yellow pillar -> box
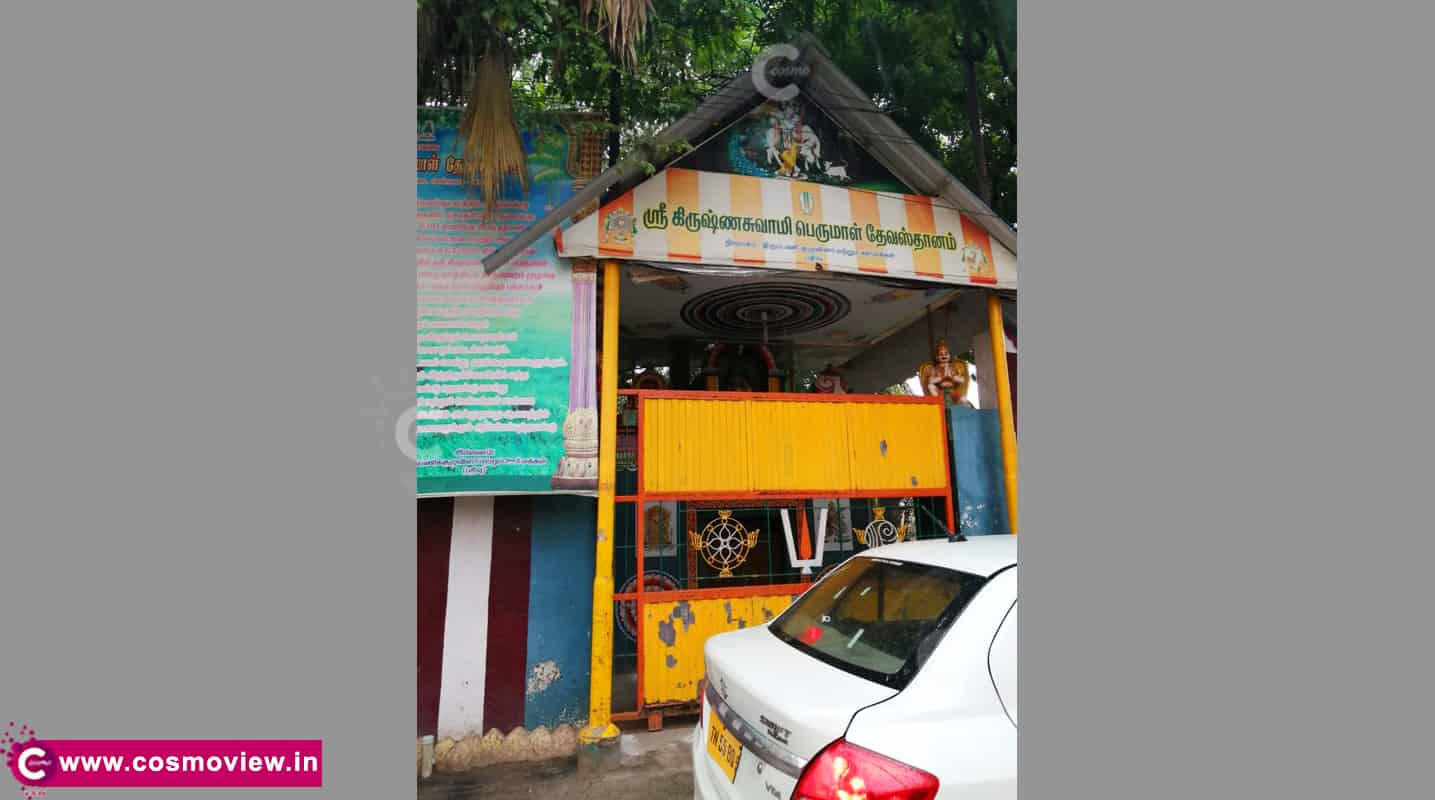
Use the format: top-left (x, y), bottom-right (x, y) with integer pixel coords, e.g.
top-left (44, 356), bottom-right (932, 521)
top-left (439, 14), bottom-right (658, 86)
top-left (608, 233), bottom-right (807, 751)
top-left (986, 292), bottom-right (1019, 535)
top-left (581, 260), bottom-right (622, 744)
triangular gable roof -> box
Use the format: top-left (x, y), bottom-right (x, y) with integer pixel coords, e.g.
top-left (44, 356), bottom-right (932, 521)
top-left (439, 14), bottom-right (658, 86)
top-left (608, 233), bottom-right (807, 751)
top-left (481, 34), bottom-right (1016, 277)
top-left (668, 90), bottom-right (918, 193)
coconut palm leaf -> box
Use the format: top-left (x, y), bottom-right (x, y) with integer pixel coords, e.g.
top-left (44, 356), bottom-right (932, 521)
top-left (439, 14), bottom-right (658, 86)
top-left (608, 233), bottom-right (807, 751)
top-left (580, 0), bottom-right (654, 67)
top-left (457, 43), bottom-right (530, 219)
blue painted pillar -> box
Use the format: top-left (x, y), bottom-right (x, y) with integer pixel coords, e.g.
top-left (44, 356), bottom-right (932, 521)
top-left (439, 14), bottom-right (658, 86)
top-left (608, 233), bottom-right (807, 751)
top-left (947, 407), bottom-right (1011, 536)
top-left (523, 495), bottom-right (598, 729)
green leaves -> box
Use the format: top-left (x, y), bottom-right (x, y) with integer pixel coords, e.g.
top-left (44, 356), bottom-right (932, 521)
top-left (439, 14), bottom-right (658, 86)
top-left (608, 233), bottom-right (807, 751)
top-left (417, 0), bottom-right (1016, 223)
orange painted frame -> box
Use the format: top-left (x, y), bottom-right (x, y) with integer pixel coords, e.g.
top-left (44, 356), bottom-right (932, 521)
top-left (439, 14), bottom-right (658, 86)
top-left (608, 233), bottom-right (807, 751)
top-left (630, 388), bottom-right (943, 404)
top-left (615, 388), bottom-right (958, 716)
top-left (614, 582), bottom-right (808, 603)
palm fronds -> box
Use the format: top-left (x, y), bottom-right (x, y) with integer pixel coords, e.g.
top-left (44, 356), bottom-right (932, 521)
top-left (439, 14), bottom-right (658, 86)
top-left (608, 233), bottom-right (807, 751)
top-left (580, 0), bottom-right (654, 67)
top-left (457, 43), bottom-right (530, 219)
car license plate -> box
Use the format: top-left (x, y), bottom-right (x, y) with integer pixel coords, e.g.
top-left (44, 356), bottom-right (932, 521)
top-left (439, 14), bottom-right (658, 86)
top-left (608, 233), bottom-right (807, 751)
top-left (706, 712), bottom-right (742, 783)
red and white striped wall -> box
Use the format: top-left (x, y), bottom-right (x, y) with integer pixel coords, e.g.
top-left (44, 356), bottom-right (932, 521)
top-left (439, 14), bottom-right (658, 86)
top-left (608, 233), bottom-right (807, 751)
top-left (418, 495), bottom-right (595, 739)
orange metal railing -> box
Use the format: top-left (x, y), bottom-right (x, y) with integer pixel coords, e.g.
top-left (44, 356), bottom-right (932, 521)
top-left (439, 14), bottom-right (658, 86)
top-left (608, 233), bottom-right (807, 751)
top-left (612, 389), bottom-right (957, 718)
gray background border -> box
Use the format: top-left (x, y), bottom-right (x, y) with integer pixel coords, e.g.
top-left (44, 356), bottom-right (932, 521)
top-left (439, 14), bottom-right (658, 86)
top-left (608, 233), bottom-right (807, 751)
top-left (2, 1), bottom-right (1432, 798)
top-left (1022, 1), bottom-right (1431, 797)
top-left (1, 2), bottom-right (414, 798)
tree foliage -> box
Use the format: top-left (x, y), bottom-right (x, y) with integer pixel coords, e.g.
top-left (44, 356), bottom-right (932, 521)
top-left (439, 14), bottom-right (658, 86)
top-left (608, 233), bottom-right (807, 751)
top-left (418, 0), bottom-right (1016, 223)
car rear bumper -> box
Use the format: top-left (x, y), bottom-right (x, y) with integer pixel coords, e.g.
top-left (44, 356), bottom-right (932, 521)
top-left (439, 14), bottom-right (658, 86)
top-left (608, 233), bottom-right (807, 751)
top-left (692, 691), bottom-right (803, 800)
top-left (691, 715), bottom-right (724, 800)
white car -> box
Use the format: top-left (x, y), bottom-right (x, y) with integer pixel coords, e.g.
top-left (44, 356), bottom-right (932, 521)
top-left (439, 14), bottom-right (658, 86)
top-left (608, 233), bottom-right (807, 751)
top-left (692, 536), bottom-right (1017, 800)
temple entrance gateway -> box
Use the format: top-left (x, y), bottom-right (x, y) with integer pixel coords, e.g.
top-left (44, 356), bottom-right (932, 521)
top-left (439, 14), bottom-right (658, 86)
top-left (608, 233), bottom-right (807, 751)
top-left (477, 39), bottom-right (1018, 741)
top-left (595, 255), bottom-right (998, 727)
top-left (569, 163), bottom-right (1019, 729)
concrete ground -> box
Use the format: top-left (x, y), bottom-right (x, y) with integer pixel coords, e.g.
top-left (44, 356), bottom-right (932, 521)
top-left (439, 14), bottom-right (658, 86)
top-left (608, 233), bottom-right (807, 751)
top-left (419, 723), bottom-right (697, 800)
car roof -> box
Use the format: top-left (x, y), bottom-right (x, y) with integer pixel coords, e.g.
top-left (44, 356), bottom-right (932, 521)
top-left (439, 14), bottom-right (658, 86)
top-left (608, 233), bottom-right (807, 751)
top-left (857, 535), bottom-right (1016, 577)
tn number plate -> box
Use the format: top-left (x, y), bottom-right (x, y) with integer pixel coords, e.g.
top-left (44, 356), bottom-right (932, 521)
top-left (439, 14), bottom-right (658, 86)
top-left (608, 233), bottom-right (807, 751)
top-left (706, 712), bottom-right (742, 783)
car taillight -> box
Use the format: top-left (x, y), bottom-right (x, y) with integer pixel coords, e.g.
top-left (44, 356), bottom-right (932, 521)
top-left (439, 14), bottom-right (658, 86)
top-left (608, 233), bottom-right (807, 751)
top-left (697, 679), bottom-right (706, 716)
top-left (792, 738), bottom-right (939, 800)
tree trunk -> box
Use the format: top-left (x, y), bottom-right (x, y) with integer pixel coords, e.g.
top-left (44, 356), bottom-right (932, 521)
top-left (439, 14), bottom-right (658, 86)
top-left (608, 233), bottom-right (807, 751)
top-left (607, 65), bottom-right (622, 168)
top-left (961, 30), bottom-right (993, 205)
top-left (994, 37), bottom-right (1015, 91)
top-left (993, 38), bottom-right (1016, 152)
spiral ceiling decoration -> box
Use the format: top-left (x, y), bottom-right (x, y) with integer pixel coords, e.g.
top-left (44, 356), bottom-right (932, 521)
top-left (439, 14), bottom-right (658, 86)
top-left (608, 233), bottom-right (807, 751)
top-left (678, 282), bottom-right (851, 338)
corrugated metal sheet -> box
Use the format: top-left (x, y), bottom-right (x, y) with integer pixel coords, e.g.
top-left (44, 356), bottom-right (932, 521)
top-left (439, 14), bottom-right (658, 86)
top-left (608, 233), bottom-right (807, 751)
top-left (641, 397), bottom-right (949, 495)
top-left (641, 595), bottom-right (795, 706)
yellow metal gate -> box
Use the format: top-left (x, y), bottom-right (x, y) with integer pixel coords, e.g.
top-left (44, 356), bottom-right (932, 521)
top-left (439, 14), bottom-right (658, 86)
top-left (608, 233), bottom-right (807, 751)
top-left (611, 389), bottom-right (956, 721)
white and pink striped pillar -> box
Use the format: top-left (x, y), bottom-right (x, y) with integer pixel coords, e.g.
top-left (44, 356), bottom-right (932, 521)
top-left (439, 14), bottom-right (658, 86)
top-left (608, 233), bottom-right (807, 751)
top-left (551, 260), bottom-right (599, 490)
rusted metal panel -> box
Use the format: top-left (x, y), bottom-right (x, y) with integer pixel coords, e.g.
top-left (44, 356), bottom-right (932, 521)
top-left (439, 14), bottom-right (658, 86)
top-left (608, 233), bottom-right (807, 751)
top-left (641, 595), bottom-right (795, 706)
top-left (641, 395), bottom-right (949, 496)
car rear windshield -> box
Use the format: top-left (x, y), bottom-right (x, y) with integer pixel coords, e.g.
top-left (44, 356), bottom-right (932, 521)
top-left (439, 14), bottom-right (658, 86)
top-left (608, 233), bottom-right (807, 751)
top-left (771, 556), bottom-right (986, 690)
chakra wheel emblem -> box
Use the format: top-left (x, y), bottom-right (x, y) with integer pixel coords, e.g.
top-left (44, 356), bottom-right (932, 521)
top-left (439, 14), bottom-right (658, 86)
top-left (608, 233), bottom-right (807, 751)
top-left (855, 506), bottom-right (909, 547)
top-left (689, 510), bottom-right (760, 577)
